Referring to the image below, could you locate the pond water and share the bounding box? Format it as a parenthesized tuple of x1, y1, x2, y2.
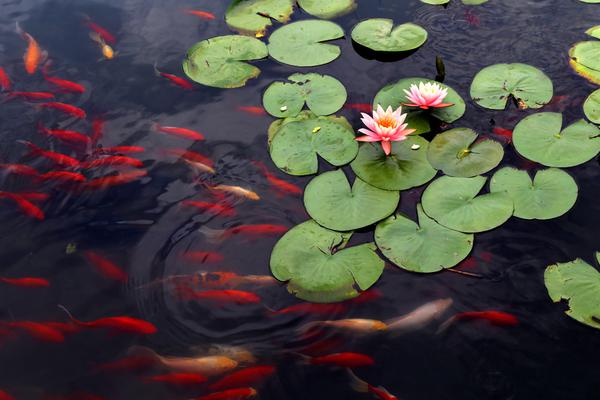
(1, 0, 600, 399)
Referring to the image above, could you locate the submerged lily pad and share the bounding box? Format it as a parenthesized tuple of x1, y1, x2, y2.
(351, 19, 428, 52)
(270, 220, 384, 302)
(268, 20, 344, 67)
(512, 113, 600, 167)
(490, 167, 578, 220)
(263, 73, 347, 118)
(422, 175, 513, 233)
(375, 204, 473, 273)
(297, 0, 356, 19)
(373, 78, 465, 123)
(269, 117, 358, 175)
(584, 89, 600, 124)
(569, 41, 600, 72)
(545, 255, 600, 330)
(183, 35, 268, 88)
(304, 170, 399, 231)
(427, 128, 504, 177)
(351, 137, 437, 191)
(225, 0, 295, 36)
(470, 63, 553, 110)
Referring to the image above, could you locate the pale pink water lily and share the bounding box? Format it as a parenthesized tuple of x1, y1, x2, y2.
(356, 105, 415, 155)
(403, 81, 453, 109)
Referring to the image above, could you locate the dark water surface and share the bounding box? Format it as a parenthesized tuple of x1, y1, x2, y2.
(1, 0, 600, 399)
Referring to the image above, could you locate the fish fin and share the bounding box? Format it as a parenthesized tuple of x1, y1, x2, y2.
(57, 304, 83, 326)
(198, 226, 226, 244)
(153, 62, 162, 77)
(15, 21, 25, 37)
(435, 315, 457, 335)
(347, 369, 370, 393)
(89, 32, 102, 44)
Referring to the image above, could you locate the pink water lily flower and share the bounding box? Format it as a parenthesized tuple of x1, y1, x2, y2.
(356, 105, 415, 155)
(403, 81, 453, 109)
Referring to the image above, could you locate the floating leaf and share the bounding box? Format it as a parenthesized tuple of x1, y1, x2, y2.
(569, 59, 600, 85)
(470, 63, 553, 110)
(569, 41, 600, 72)
(263, 73, 347, 118)
(545, 255, 600, 330)
(268, 20, 344, 67)
(427, 128, 504, 177)
(512, 112, 600, 168)
(183, 35, 268, 88)
(490, 167, 578, 220)
(351, 19, 428, 52)
(269, 117, 358, 175)
(304, 170, 399, 231)
(586, 25, 600, 39)
(373, 78, 465, 123)
(584, 89, 600, 124)
(297, 0, 356, 19)
(267, 111, 352, 145)
(421, 175, 513, 233)
(375, 204, 473, 273)
(225, 0, 295, 36)
(270, 220, 384, 302)
(351, 137, 437, 191)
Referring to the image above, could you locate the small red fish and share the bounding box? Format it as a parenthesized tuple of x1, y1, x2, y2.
(237, 106, 267, 115)
(80, 156, 143, 169)
(94, 146, 145, 155)
(90, 117, 105, 144)
(348, 289, 383, 304)
(0, 390, 15, 400)
(0, 277, 50, 287)
(182, 251, 224, 263)
(38, 102, 87, 119)
(7, 91, 55, 100)
(16, 22, 45, 75)
(0, 67, 11, 91)
(39, 125, 91, 146)
(94, 355, 155, 373)
(83, 17, 116, 45)
(464, 9, 481, 27)
(17, 192, 50, 202)
(0, 163, 39, 177)
(183, 9, 216, 20)
(44, 321, 80, 334)
(154, 64, 193, 89)
(309, 352, 375, 368)
(179, 289, 261, 305)
(269, 303, 346, 316)
(143, 372, 208, 385)
(182, 200, 236, 217)
(43, 66, 85, 93)
(454, 311, 519, 326)
(19, 140, 80, 167)
(209, 366, 275, 391)
(253, 161, 302, 196)
(344, 103, 373, 113)
(166, 148, 214, 167)
(297, 337, 344, 357)
(492, 127, 513, 143)
(154, 123, 204, 141)
(83, 251, 128, 282)
(59, 305, 157, 335)
(82, 170, 147, 190)
(38, 171, 86, 183)
(195, 388, 257, 400)
(0, 191, 45, 220)
(2, 321, 64, 342)
(457, 257, 478, 270)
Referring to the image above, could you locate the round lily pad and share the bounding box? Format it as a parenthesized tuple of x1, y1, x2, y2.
(470, 63, 553, 110)
(269, 117, 358, 176)
(586, 25, 600, 39)
(421, 175, 514, 233)
(375, 204, 473, 273)
(427, 128, 504, 177)
(263, 73, 347, 118)
(270, 220, 384, 303)
(373, 78, 465, 123)
(267, 111, 352, 145)
(268, 20, 344, 67)
(569, 41, 600, 72)
(490, 167, 578, 220)
(183, 35, 268, 88)
(512, 112, 600, 167)
(350, 137, 437, 191)
(545, 255, 600, 330)
(225, 0, 295, 36)
(297, 0, 356, 19)
(584, 89, 600, 124)
(304, 170, 400, 231)
(351, 19, 428, 52)
(569, 59, 600, 86)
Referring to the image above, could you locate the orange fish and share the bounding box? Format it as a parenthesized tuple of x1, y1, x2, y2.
(154, 64, 193, 89)
(182, 251, 224, 263)
(0, 191, 45, 220)
(237, 106, 267, 115)
(130, 346, 239, 376)
(0, 67, 11, 91)
(80, 156, 143, 169)
(199, 224, 287, 243)
(38, 102, 87, 119)
(195, 388, 257, 400)
(189, 272, 276, 289)
(94, 146, 145, 155)
(83, 16, 116, 45)
(58, 305, 157, 335)
(166, 148, 214, 167)
(492, 127, 512, 143)
(309, 352, 375, 368)
(253, 161, 302, 196)
(208, 185, 260, 201)
(209, 366, 275, 391)
(83, 251, 128, 282)
(153, 123, 204, 141)
(0, 277, 50, 287)
(39, 125, 91, 146)
(16, 22, 45, 74)
(143, 372, 207, 385)
(438, 310, 518, 333)
(7, 91, 55, 100)
(183, 9, 216, 20)
(300, 319, 388, 334)
(178, 289, 261, 305)
(2, 321, 64, 342)
(19, 140, 80, 167)
(182, 200, 236, 217)
(82, 170, 147, 190)
(89, 32, 115, 60)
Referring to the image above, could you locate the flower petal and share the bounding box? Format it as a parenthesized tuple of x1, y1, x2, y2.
(356, 135, 381, 142)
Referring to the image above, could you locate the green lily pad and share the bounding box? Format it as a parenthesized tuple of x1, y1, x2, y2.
(586, 25, 600, 39)
(569, 59, 600, 85)
(579, 0, 600, 3)
(421, 175, 513, 233)
(297, 0, 356, 19)
(545, 255, 600, 330)
(405, 111, 431, 135)
(268, 20, 344, 67)
(270, 220, 384, 302)
(427, 128, 504, 177)
(267, 112, 352, 145)
(350, 137, 437, 191)
(373, 78, 465, 123)
(512, 112, 600, 167)
(269, 117, 358, 176)
(351, 19, 428, 52)
(182, 35, 268, 89)
(569, 41, 600, 72)
(490, 167, 578, 220)
(470, 63, 553, 110)
(304, 170, 400, 231)
(584, 89, 600, 124)
(263, 73, 347, 118)
(375, 204, 473, 273)
(225, 0, 295, 36)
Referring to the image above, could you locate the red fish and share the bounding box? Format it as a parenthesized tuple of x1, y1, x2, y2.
(348, 370, 398, 400)
(82, 170, 147, 190)
(182, 251, 224, 263)
(269, 303, 347, 316)
(19, 140, 80, 167)
(297, 337, 344, 357)
(195, 388, 257, 400)
(464, 9, 481, 27)
(479, 251, 494, 263)
(237, 106, 267, 115)
(0, 389, 15, 400)
(17, 192, 50, 202)
(182, 200, 236, 217)
(44, 321, 80, 334)
(0, 277, 50, 287)
(348, 289, 383, 304)
(83, 251, 128, 282)
(457, 257, 478, 270)
(38, 102, 87, 119)
(454, 311, 519, 326)
(153, 124, 204, 141)
(43, 66, 85, 93)
(309, 352, 375, 368)
(38, 171, 86, 183)
(253, 161, 302, 196)
(95, 146, 145, 155)
(7, 91, 55, 101)
(16, 22, 45, 75)
(492, 127, 512, 143)
(80, 156, 143, 169)
(58, 305, 157, 335)
(209, 366, 275, 391)
(166, 148, 214, 167)
(344, 103, 373, 113)
(90, 117, 105, 144)
(39, 125, 91, 146)
(154, 64, 193, 89)
(0, 67, 11, 91)
(94, 355, 155, 373)
(0, 164, 39, 177)
(0, 191, 45, 220)
(179, 289, 261, 305)
(183, 9, 216, 20)
(83, 17, 116, 45)
(143, 372, 208, 385)
(2, 321, 64, 342)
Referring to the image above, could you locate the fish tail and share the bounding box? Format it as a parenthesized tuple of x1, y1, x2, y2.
(347, 369, 370, 393)
(57, 304, 84, 326)
(15, 21, 25, 38)
(17, 140, 40, 157)
(198, 226, 226, 244)
(89, 31, 103, 44)
(153, 62, 162, 77)
(435, 315, 457, 335)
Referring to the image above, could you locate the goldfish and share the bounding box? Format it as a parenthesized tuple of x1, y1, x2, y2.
(182, 251, 224, 263)
(90, 117, 105, 144)
(308, 352, 375, 368)
(0, 389, 14, 400)
(199, 224, 288, 243)
(183, 9, 217, 20)
(237, 106, 267, 115)
(182, 200, 236, 217)
(386, 298, 453, 334)
(457, 257, 478, 270)
(438, 310, 519, 333)
(203, 344, 257, 364)
(0, 164, 39, 177)
(89, 32, 115, 60)
(197, 272, 276, 289)
(0, 67, 11, 91)
(83, 251, 128, 282)
(7, 91, 55, 100)
(184, 159, 216, 175)
(19, 140, 80, 167)
(94, 355, 154, 373)
(300, 319, 388, 334)
(0, 277, 50, 287)
(179, 289, 261, 305)
(153, 123, 205, 141)
(42, 65, 86, 93)
(44, 321, 80, 335)
(492, 127, 513, 143)
(153, 63, 193, 89)
(143, 372, 207, 385)
(166, 148, 214, 166)
(208, 185, 260, 201)
(344, 103, 373, 113)
(209, 366, 275, 391)
(58, 305, 157, 335)
(464, 9, 481, 27)
(83, 16, 116, 45)
(347, 370, 398, 400)
(130, 346, 239, 376)
(16, 22, 45, 74)
(0, 191, 45, 220)
(269, 303, 347, 316)
(253, 161, 302, 196)
(94, 146, 145, 155)
(82, 170, 147, 190)
(297, 337, 344, 357)
(38, 102, 87, 119)
(195, 388, 257, 400)
(1, 321, 64, 342)
(80, 156, 144, 169)
(38, 125, 91, 146)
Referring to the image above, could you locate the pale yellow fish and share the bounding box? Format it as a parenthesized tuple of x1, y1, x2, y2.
(206, 344, 257, 364)
(130, 346, 238, 376)
(184, 159, 216, 174)
(386, 298, 453, 334)
(90, 32, 115, 60)
(210, 184, 260, 201)
(300, 318, 388, 334)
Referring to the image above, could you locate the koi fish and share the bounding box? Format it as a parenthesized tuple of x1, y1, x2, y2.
(182, 200, 236, 217)
(42, 64, 86, 93)
(347, 370, 398, 400)
(153, 63, 193, 89)
(153, 123, 204, 141)
(197, 272, 276, 289)
(0, 164, 39, 177)
(38, 102, 87, 119)
(16, 22, 45, 74)
(300, 319, 388, 334)
(39, 125, 91, 146)
(7, 91, 55, 100)
(178, 289, 261, 305)
(199, 224, 288, 243)
(0, 389, 14, 400)
(438, 310, 519, 333)
(0, 67, 11, 91)
(269, 303, 347, 316)
(166, 148, 214, 167)
(184, 159, 216, 174)
(90, 32, 115, 60)
(209, 366, 275, 391)
(58, 305, 157, 335)
(208, 185, 260, 201)
(204, 344, 257, 364)
(237, 106, 267, 115)
(0, 191, 45, 220)
(82, 170, 147, 190)
(182, 251, 224, 263)
(130, 346, 239, 376)
(253, 161, 302, 196)
(80, 156, 143, 169)
(94, 355, 155, 373)
(83, 251, 128, 282)
(492, 127, 513, 143)
(94, 146, 145, 155)
(386, 298, 453, 334)
(0, 277, 50, 287)
(1, 321, 64, 342)
(195, 388, 257, 400)
(143, 372, 207, 385)
(90, 117, 105, 144)
(308, 352, 375, 368)
(183, 9, 216, 20)
(83, 17, 116, 45)
(344, 103, 373, 113)
(19, 140, 80, 167)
